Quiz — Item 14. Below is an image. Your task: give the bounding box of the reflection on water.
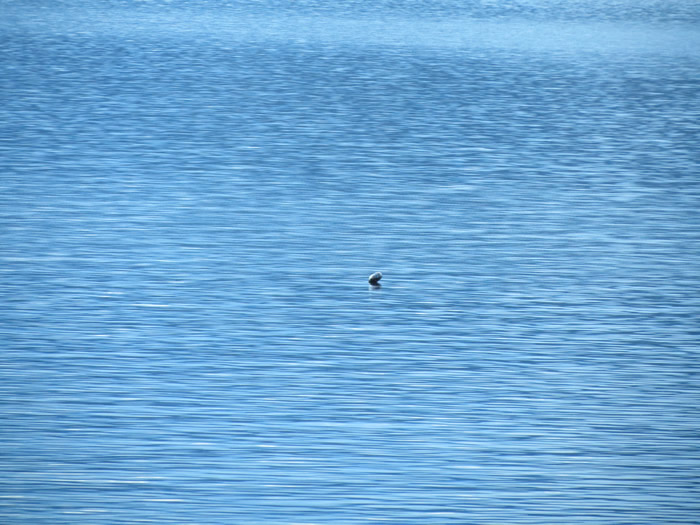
[1,1,700,523]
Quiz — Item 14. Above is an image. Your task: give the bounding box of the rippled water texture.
[1,1,700,523]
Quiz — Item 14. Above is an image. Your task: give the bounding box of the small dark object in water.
[368,272,382,285]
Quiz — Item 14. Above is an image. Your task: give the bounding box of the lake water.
[1,1,700,523]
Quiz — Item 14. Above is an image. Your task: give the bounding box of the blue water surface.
[1,1,700,523]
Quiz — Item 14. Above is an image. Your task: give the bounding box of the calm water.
[2,1,700,523]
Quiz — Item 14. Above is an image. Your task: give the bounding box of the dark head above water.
[368,272,382,285]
